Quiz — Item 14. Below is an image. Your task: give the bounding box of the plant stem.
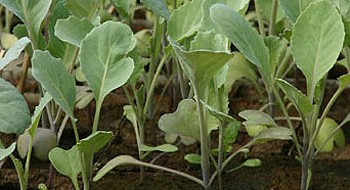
[17,52,31,93]
[269,0,278,36]
[92,100,102,133]
[193,85,210,189]
[345,46,350,72]
[23,134,35,190]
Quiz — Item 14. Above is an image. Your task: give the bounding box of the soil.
[1,79,350,190]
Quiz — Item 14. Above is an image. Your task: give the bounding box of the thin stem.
[92,100,102,133]
[254,0,265,37]
[57,114,69,143]
[24,134,35,190]
[269,0,278,36]
[345,46,350,72]
[17,52,31,93]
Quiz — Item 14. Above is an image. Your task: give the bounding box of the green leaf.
[65,0,102,18]
[190,31,229,51]
[0,33,18,49]
[245,125,268,137]
[0,0,51,45]
[32,50,76,118]
[55,16,94,47]
[0,142,16,161]
[158,99,219,140]
[49,146,82,187]
[277,79,313,118]
[0,78,30,134]
[238,110,277,127]
[0,37,30,70]
[170,39,233,96]
[264,36,287,75]
[255,0,284,22]
[111,0,135,18]
[201,100,235,123]
[210,4,270,78]
[139,144,178,153]
[242,158,261,167]
[253,127,292,143]
[29,93,52,135]
[223,120,240,150]
[167,0,203,41]
[338,74,350,91]
[80,21,136,103]
[315,118,345,152]
[184,153,201,164]
[279,0,313,24]
[142,0,170,20]
[291,1,345,94]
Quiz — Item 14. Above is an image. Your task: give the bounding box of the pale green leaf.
[239,110,277,127]
[0,142,16,161]
[253,127,292,142]
[140,144,178,153]
[0,37,30,70]
[245,125,268,137]
[255,0,284,22]
[315,118,345,152]
[28,93,52,135]
[65,0,102,18]
[167,0,203,41]
[55,16,94,47]
[279,0,313,24]
[0,78,30,134]
[32,50,76,118]
[158,99,219,140]
[210,4,270,78]
[123,105,138,129]
[277,79,313,118]
[264,36,287,75]
[142,0,170,20]
[242,158,261,167]
[49,146,82,186]
[291,1,345,94]
[190,31,229,52]
[80,21,136,103]
[184,153,201,164]
[0,0,51,45]
[0,33,18,49]
[338,74,350,91]
[111,0,135,18]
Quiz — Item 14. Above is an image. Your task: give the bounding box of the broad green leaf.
[315,118,345,152]
[0,37,30,70]
[277,79,313,118]
[140,144,178,153]
[0,142,16,161]
[242,158,261,167]
[158,99,219,140]
[239,110,277,127]
[264,36,287,75]
[291,1,345,94]
[142,0,170,20]
[55,16,94,47]
[245,125,268,137]
[94,155,203,186]
[65,0,102,18]
[279,0,313,24]
[0,78,30,134]
[190,31,229,52]
[111,0,135,19]
[253,127,292,143]
[80,21,136,103]
[49,146,82,187]
[32,50,76,118]
[224,53,257,94]
[170,39,233,96]
[184,153,201,164]
[255,0,284,22]
[167,0,203,41]
[210,4,270,79]
[338,74,350,91]
[0,0,51,46]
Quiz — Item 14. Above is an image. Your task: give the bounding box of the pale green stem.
[92,100,102,133]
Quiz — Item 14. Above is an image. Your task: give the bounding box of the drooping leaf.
[158,99,219,140]
[0,0,51,46]
[291,1,345,94]
[277,79,313,118]
[0,37,30,70]
[253,127,292,143]
[167,0,203,41]
[65,0,102,18]
[0,78,30,134]
[210,4,270,79]
[184,153,201,164]
[170,39,233,96]
[80,21,136,103]
[55,16,94,47]
[142,0,170,20]
[0,142,16,161]
[140,144,178,153]
[315,118,345,152]
[49,146,82,187]
[32,50,76,118]
[238,110,277,127]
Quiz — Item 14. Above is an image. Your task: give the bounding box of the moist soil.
[1,81,350,190]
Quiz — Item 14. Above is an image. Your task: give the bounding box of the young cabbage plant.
[210,2,349,190]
